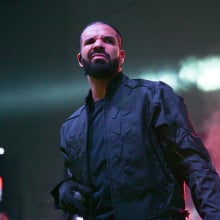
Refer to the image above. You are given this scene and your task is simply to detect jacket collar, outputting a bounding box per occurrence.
[85,72,129,106]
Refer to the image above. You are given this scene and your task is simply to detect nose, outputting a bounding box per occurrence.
[93,38,105,50]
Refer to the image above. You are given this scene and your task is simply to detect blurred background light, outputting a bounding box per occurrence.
[0,147,5,155]
[138,69,181,90]
[179,56,220,91]
[138,55,220,92]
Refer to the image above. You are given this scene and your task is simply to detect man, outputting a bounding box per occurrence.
[51,21,220,220]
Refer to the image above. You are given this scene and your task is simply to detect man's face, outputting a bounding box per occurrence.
[77,23,125,79]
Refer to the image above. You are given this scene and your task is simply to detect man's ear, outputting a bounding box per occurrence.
[119,50,125,65]
[77,53,84,67]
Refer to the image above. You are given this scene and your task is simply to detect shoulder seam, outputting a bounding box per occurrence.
[63,105,85,123]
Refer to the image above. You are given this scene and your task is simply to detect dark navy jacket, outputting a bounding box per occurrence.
[56,73,220,220]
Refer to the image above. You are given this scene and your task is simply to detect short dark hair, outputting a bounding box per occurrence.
[79,21,123,49]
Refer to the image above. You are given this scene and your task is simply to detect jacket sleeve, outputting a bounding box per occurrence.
[151,82,220,220]
[50,181,64,209]
[50,124,76,209]
[50,127,73,210]
[51,108,91,214]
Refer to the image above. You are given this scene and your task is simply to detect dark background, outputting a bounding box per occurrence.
[1,1,220,219]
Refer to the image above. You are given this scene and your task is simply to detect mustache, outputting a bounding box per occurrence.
[88,50,110,59]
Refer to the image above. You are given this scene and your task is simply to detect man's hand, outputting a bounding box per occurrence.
[59,180,93,217]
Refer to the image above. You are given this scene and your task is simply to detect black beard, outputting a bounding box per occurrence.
[81,57,120,79]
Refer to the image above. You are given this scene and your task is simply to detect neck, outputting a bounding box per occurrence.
[87,74,117,101]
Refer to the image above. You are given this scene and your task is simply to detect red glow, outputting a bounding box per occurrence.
[0,176,2,202]
[204,110,220,175]
[0,176,2,189]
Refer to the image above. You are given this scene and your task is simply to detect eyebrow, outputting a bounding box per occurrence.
[83,35,117,44]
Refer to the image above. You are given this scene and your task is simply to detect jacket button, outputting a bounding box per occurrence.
[125,155,131,161]
[124,166,133,174]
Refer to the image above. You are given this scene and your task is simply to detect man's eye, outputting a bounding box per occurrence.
[104,37,115,44]
[84,39,94,45]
